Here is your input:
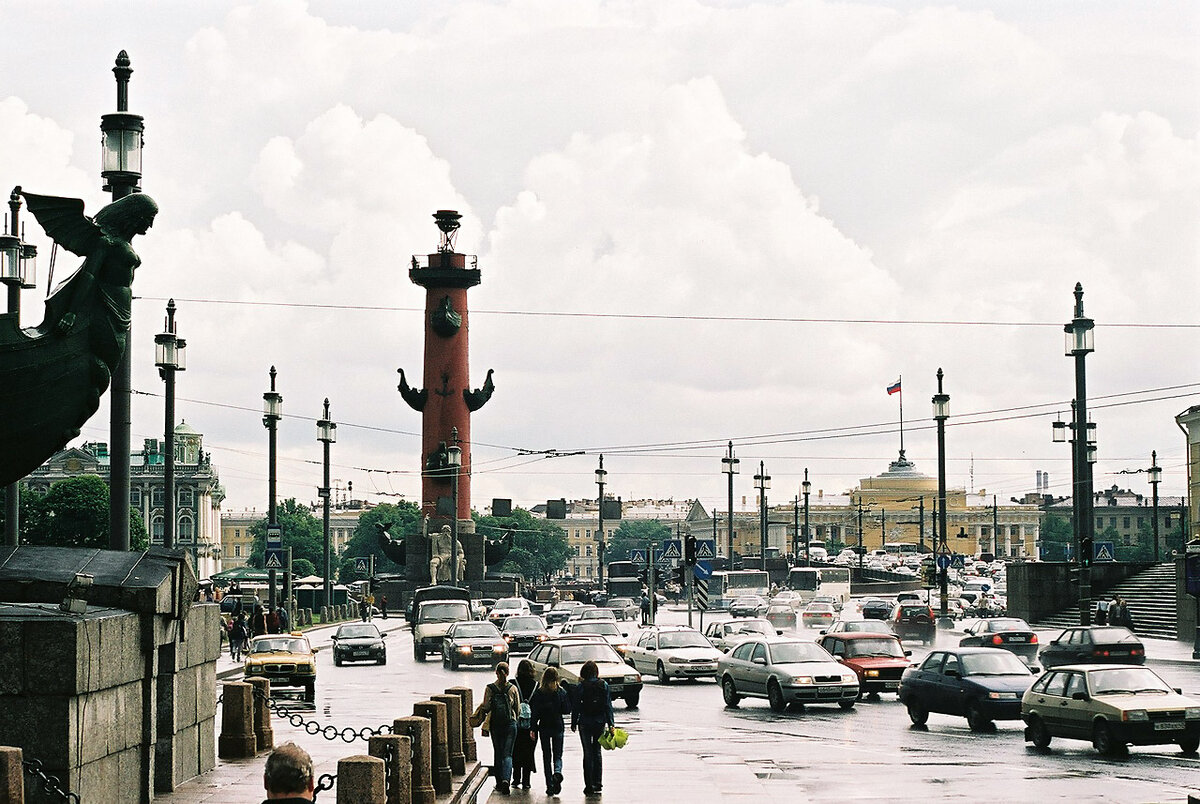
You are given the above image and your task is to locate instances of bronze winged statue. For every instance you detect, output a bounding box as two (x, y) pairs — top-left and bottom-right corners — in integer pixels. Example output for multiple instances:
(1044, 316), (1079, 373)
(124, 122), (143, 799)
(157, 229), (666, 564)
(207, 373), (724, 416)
(376, 521), (407, 566)
(485, 528), (516, 567)
(0, 190), (158, 486)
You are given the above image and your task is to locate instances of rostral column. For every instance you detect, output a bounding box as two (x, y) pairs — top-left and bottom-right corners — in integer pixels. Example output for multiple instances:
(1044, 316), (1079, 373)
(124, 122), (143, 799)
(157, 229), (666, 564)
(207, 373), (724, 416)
(399, 211), (494, 583)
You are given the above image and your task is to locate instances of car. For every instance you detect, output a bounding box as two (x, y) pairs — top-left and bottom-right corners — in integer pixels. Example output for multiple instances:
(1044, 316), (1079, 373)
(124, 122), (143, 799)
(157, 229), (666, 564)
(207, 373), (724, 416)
(244, 633), (318, 702)
(441, 621), (509, 669)
(559, 621), (631, 655)
(526, 636), (644, 708)
(488, 597), (532, 624)
(770, 590), (804, 609)
(411, 586), (473, 661)
(544, 600), (587, 625)
(958, 618), (1038, 664)
(571, 607), (618, 624)
(1038, 626), (1145, 669)
(896, 592), (922, 603)
(330, 623), (387, 666)
(1021, 664), (1200, 756)
(899, 648), (1036, 731)
(704, 618), (781, 652)
(717, 637), (859, 712)
(801, 602), (836, 629)
(606, 597), (639, 621)
(816, 632), (911, 698)
(729, 596), (769, 618)
(626, 627), (723, 683)
(820, 619), (894, 637)
(890, 603), (936, 645)
(500, 615), (550, 654)
(811, 594), (843, 612)
(860, 599), (894, 620)
(764, 604), (797, 630)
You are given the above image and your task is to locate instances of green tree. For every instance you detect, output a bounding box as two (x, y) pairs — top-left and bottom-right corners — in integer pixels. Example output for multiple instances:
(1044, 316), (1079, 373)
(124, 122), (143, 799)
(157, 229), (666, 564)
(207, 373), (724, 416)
(1039, 513), (1073, 560)
(248, 498), (324, 570)
(337, 501), (423, 581)
(607, 519), (671, 563)
(475, 508), (570, 584)
(291, 558), (317, 578)
(20, 475), (148, 550)
(0, 482), (45, 544)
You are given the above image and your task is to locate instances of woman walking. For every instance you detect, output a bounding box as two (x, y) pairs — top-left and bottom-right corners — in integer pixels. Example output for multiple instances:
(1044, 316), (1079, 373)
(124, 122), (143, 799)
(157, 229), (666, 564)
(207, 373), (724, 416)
(571, 660), (614, 796)
(531, 666), (571, 796)
(512, 660), (539, 790)
(480, 662), (520, 794)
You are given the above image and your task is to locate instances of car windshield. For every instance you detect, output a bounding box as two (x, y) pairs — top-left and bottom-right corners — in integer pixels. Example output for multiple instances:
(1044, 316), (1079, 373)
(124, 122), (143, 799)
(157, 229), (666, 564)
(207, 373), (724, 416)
(422, 603), (469, 622)
(847, 622), (889, 633)
(609, 598), (633, 607)
(572, 623), (620, 636)
(770, 642), (830, 664)
(251, 638), (308, 654)
(494, 599), (524, 610)
(658, 632), (710, 650)
(455, 624), (501, 638)
(985, 619), (1029, 632)
(739, 620), (772, 635)
(560, 644), (622, 664)
(1090, 667), (1172, 696)
(581, 610), (616, 620)
(960, 652), (1029, 676)
(504, 617), (543, 630)
(805, 604), (834, 613)
(336, 625), (380, 639)
(1090, 627), (1140, 644)
(844, 638), (904, 658)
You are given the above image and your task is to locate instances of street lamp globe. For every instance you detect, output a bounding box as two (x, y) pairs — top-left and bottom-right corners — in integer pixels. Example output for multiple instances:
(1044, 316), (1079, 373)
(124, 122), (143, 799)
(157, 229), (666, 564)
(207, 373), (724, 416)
(1051, 418), (1068, 442)
(447, 442), (462, 468)
(0, 233), (21, 284)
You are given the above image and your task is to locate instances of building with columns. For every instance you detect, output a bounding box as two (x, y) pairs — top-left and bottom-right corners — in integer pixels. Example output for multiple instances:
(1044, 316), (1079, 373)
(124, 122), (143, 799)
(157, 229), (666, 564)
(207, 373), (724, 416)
(220, 503), (366, 570)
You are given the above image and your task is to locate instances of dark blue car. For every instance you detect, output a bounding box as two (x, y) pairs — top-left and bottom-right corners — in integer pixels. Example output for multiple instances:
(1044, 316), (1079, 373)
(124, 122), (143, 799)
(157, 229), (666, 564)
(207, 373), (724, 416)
(898, 647), (1037, 731)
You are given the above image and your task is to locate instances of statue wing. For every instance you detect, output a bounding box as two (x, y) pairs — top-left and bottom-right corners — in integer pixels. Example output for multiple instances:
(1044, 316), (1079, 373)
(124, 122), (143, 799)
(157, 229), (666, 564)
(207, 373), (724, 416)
(21, 192), (102, 257)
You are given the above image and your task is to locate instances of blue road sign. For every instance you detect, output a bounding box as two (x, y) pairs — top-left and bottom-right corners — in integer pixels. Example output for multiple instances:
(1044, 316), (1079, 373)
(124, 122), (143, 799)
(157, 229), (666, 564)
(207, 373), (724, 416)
(662, 540), (682, 560)
(1093, 542), (1115, 562)
(265, 549), (284, 570)
(693, 561), (712, 581)
(951, 554), (965, 570)
(695, 539), (716, 560)
(630, 549), (647, 566)
(355, 557), (370, 573)
(936, 554), (952, 570)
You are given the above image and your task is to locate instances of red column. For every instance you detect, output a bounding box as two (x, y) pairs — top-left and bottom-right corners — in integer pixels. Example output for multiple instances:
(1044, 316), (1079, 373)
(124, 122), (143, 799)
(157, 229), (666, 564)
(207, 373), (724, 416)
(420, 282), (471, 520)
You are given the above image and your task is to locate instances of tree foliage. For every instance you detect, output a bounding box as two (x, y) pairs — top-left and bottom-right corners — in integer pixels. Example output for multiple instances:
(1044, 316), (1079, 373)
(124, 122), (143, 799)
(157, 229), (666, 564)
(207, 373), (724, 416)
(607, 519), (671, 563)
(14, 475), (148, 551)
(475, 508), (569, 584)
(337, 501), (423, 582)
(248, 498), (324, 571)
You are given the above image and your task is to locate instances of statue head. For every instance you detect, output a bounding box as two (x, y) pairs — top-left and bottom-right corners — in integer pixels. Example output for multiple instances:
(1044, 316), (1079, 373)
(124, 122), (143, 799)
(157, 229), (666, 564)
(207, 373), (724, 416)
(440, 524), (452, 536)
(95, 192), (158, 238)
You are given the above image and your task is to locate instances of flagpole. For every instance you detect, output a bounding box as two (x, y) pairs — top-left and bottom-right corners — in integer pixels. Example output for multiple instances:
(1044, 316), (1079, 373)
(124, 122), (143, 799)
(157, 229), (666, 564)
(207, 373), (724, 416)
(898, 375), (905, 460)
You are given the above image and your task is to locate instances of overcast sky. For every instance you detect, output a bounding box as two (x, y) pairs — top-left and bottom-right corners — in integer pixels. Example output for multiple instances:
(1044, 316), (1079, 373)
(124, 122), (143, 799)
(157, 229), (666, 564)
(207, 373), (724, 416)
(3, 0), (1197, 517)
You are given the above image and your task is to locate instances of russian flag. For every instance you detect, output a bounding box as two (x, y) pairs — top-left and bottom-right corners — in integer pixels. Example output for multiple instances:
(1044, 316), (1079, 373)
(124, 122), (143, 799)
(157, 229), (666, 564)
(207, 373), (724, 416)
(887, 379), (901, 395)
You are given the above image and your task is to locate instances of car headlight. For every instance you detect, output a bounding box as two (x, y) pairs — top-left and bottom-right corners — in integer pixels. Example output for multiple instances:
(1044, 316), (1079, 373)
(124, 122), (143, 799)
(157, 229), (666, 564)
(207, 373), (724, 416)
(624, 675), (639, 683)
(843, 675), (857, 684)
(297, 664), (314, 674)
(459, 646), (472, 655)
(790, 676), (814, 685)
(668, 656), (688, 664)
(1185, 707), (1200, 719)
(537, 634), (548, 641)
(493, 644), (508, 653)
(1123, 709), (1149, 722)
(504, 635), (513, 642)
(865, 670), (879, 678)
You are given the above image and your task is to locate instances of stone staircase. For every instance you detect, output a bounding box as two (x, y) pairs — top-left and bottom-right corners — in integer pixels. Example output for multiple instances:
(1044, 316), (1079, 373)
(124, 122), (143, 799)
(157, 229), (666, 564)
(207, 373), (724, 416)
(1032, 563), (1178, 639)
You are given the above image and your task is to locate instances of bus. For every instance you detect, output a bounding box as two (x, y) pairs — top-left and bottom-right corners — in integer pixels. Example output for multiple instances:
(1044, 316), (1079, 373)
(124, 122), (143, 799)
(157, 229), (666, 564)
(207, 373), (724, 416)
(884, 542), (920, 556)
(786, 566), (852, 606)
(707, 570), (770, 610)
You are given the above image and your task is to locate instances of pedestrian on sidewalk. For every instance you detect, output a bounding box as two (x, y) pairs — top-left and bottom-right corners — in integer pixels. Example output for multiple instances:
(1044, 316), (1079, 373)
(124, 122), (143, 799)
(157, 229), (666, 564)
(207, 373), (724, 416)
(531, 666), (571, 796)
(1094, 597), (1109, 625)
(512, 659), (539, 790)
(380, 594), (388, 619)
(261, 741), (315, 801)
(277, 604), (291, 633)
(571, 660), (615, 796)
(231, 614), (248, 662)
(640, 593), (651, 625)
(481, 661), (520, 795)
(252, 604), (268, 637)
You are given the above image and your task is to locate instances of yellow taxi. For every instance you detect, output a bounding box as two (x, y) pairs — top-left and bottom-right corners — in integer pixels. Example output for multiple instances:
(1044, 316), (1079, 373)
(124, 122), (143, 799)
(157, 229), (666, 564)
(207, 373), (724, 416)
(245, 632), (318, 702)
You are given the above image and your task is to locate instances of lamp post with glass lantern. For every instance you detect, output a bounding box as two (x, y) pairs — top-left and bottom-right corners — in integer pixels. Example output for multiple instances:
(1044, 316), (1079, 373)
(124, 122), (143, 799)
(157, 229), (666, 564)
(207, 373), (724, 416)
(802, 469), (812, 567)
(2, 187), (37, 547)
(448, 428), (462, 586)
(1149, 451), (1162, 563)
(317, 400), (336, 608)
(754, 462), (770, 570)
(722, 442), (739, 561)
(1065, 283), (1095, 625)
(933, 367), (952, 628)
(154, 300), (185, 551)
(102, 51), (146, 551)
(263, 368), (283, 614)
(595, 455), (607, 587)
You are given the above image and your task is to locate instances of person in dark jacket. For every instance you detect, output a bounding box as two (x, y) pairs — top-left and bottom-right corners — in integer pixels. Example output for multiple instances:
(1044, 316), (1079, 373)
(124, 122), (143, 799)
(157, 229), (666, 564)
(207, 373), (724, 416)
(570, 660), (614, 795)
(512, 660), (539, 789)
(252, 604), (268, 637)
(531, 666), (571, 795)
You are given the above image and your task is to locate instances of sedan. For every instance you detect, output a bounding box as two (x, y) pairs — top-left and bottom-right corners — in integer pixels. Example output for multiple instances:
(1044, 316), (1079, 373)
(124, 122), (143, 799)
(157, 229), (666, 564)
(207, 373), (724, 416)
(626, 627), (723, 683)
(729, 596), (769, 618)
(1039, 626), (1144, 669)
(764, 604), (797, 630)
(1022, 664), (1200, 756)
(559, 621), (631, 656)
(817, 632), (911, 698)
(958, 618), (1038, 664)
(441, 621), (509, 670)
(770, 590), (804, 609)
(606, 597), (639, 621)
(500, 615), (550, 654)
(330, 623), (387, 666)
(899, 648), (1036, 731)
(801, 603), (836, 629)
(860, 599), (894, 620)
(717, 637), (859, 712)
(705, 618), (781, 652)
(820, 619), (893, 637)
(527, 636), (644, 708)
(544, 600), (586, 626)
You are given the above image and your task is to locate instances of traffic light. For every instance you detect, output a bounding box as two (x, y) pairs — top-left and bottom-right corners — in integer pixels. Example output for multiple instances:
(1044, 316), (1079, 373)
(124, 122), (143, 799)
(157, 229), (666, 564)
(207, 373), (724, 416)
(638, 566), (648, 584)
(671, 565), (685, 585)
(1080, 539), (1093, 568)
(684, 535), (697, 566)
(369, 577), (380, 593)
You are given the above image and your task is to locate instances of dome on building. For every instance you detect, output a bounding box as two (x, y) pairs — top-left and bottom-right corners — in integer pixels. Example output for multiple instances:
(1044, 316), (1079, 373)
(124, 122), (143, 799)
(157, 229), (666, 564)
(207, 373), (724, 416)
(175, 420), (200, 436)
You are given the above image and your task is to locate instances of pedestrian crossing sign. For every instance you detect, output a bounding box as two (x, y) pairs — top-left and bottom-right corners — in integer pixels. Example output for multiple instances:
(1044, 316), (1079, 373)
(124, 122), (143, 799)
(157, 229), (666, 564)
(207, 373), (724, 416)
(355, 557), (369, 573)
(696, 539), (716, 560)
(662, 540), (682, 559)
(1093, 542), (1115, 562)
(264, 551), (283, 570)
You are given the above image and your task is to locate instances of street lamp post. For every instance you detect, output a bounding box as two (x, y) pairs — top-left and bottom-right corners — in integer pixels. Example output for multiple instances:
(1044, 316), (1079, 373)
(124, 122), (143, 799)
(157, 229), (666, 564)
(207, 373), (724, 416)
(792, 495), (799, 562)
(102, 51), (145, 552)
(1065, 283), (1096, 626)
(1149, 450), (1162, 563)
(448, 428), (462, 586)
(317, 400), (336, 609)
(802, 469), (811, 567)
(933, 367), (952, 628)
(2, 187), (36, 547)
(154, 300), (186, 551)
(857, 500), (866, 573)
(263, 368), (283, 614)
(754, 462), (770, 570)
(722, 442), (739, 561)
(595, 455), (607, 587)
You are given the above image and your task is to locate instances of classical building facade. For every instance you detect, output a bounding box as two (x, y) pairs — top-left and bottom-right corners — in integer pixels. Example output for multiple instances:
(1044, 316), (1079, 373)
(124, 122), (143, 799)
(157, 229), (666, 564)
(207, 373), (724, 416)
(219, 504), (364, 570)
(26, 421), (225, 576)
(1046, 485), (1186, 559)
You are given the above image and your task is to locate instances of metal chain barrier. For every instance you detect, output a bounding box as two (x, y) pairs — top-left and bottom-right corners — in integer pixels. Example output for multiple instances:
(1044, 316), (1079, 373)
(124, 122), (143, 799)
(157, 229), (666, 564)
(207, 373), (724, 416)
(252, 688), (393, 743)
(22, 758), (81, 804)
(312, 772), (337, 800)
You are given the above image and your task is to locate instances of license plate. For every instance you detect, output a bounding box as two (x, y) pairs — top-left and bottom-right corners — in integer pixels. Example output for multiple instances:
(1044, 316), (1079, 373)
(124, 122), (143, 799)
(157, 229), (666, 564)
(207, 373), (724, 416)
(1153, 722), (1185, 731)
(1111, 651), (1128, 656)
(1006, 636), (1026, 642)
(353, 650), (368, 656)
(818, 686), (839, 693)
(884, 681), (900, 689)
(609, 684), (624, 694)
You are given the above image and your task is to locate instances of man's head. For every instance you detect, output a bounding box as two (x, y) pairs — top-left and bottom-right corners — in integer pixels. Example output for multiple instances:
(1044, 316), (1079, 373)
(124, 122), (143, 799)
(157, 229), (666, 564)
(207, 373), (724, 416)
(263, 742), (314, 800)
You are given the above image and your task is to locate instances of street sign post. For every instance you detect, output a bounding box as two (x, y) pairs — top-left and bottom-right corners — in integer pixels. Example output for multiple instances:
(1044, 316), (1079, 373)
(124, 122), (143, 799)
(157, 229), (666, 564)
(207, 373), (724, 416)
(265, 524), (284, 570)
(630, 549), (647, 566)
(936, 554), (952, 570)
(695, 539), (716, 561)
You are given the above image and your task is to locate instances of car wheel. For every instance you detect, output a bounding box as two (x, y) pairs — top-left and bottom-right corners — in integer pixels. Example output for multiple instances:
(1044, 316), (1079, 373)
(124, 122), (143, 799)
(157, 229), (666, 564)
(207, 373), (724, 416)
(334, 656), (342, 667)
(624, 691), (640, 708)
(838, 700), (856, 710)
(303, 683), (315, 703)
(906, 698), (929, 726)
(1178, 734), (1199, 754)
(966, 701), (992, 732)
(1092, 721), (1127, 757)
(767, 680), (787, 713)
(721, 677), (741, 708)
(450, 654), (459, 671)
(657, 662), (671, 685)
(1027, 716), (1052, 750)
(379, 655), (387, 666)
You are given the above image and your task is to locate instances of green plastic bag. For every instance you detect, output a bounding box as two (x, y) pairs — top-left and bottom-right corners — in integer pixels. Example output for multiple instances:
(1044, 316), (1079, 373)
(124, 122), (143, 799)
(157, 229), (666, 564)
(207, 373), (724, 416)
(600, 727), (629, 750)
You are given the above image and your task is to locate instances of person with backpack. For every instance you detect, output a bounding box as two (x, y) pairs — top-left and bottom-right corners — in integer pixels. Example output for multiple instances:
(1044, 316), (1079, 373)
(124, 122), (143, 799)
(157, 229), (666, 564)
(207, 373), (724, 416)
(512, 660), (539, 790)
(531, 666), (571, 796)
(481, 661), (520, 794)
(570, 660), (614, 796)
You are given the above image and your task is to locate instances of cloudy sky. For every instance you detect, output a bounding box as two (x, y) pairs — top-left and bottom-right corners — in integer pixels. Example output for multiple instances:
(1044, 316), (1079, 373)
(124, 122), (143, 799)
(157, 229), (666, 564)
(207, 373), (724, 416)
(4, 0), (1197, 517)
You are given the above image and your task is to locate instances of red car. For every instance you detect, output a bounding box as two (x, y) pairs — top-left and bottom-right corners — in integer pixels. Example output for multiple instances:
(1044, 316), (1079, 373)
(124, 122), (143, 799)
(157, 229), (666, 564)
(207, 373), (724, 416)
(817, 632), (912, 698)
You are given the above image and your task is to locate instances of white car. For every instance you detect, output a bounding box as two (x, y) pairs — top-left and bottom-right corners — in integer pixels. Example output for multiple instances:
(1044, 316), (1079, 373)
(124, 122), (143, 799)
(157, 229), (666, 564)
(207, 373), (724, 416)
(626, 627), (724, 683)
(704, 617), (780, 652)
(770, 591), (805, 609)
(488, 597), (531, 623)
(559, 620), (632, 656)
